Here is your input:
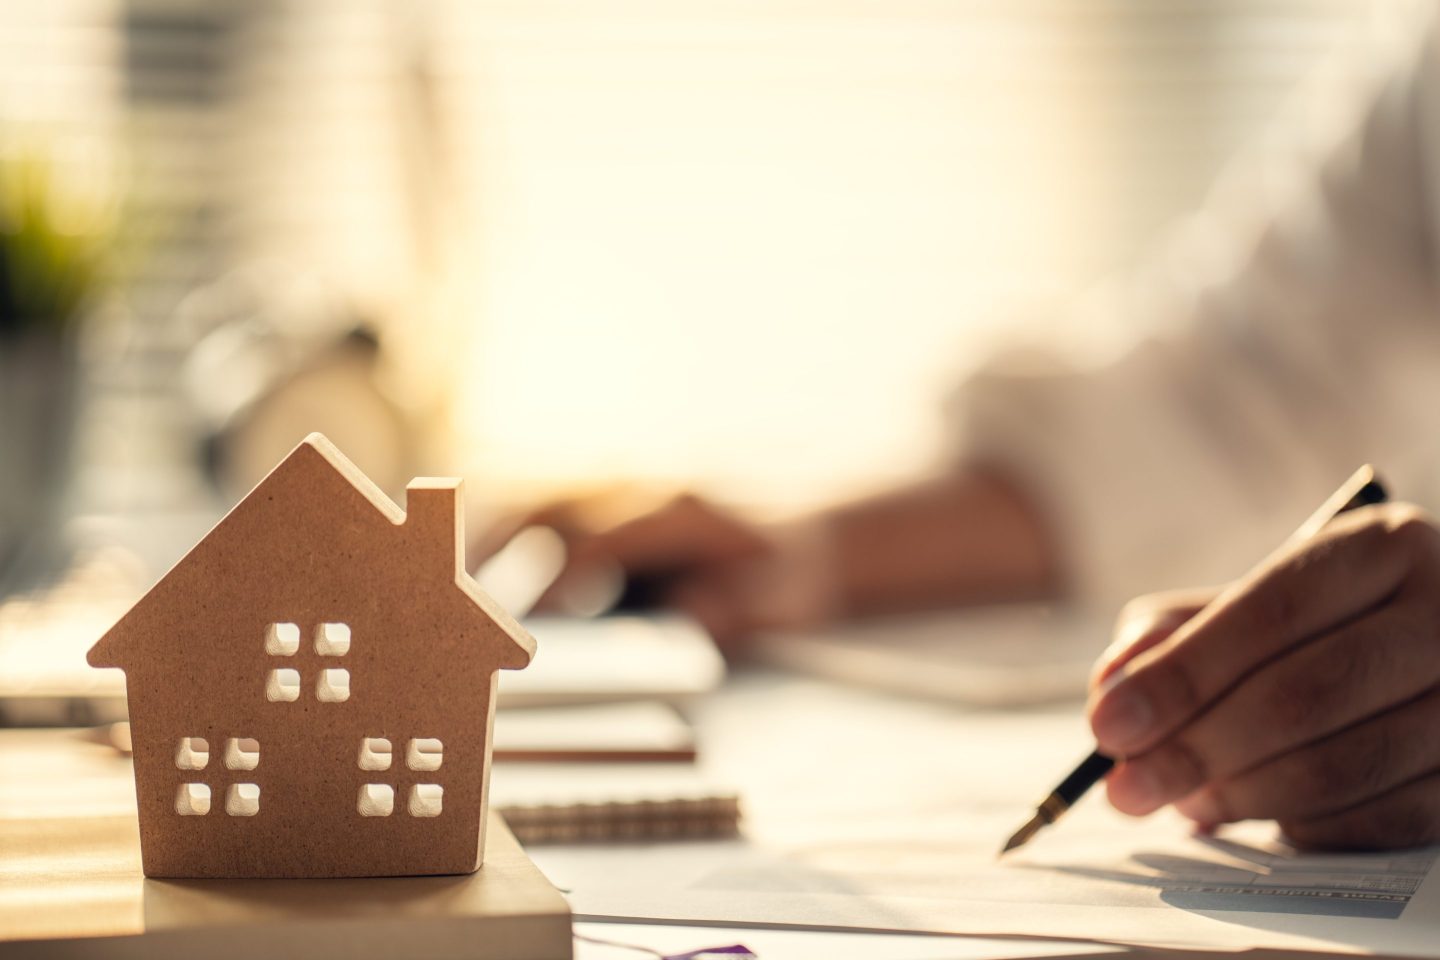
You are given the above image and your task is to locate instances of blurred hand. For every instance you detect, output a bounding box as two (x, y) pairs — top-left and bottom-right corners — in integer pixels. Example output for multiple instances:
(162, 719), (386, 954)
(1091, 586), (1219, 689)
(473, 468), (1057, 649)
(473, 493), (836, 650)
(1088, 504), (1440, 850)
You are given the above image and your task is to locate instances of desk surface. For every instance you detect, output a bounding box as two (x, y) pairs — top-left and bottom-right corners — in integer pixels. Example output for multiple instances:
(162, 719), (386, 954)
(6, 669), (1439, 960)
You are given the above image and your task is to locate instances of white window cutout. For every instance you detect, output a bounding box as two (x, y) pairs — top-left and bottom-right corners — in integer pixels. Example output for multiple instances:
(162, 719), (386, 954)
(175, 737), (209, 770)
(358, 783), (395, 817)
(358, 738), (392, 771)
(176, 783), (210, 815)
(226, 783), (260, 817)
(409, 784), (443, 817)
(406, 738), (443, 772)
(315, 622), (351, 656)
(225, 737), (260, 771)
(316, 668), (350, 702)
(265, 622), (300, 656)
(266, 668), (300, 702)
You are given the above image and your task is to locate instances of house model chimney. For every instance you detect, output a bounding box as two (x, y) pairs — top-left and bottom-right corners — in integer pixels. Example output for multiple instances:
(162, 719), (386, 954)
(405, 477), (463, 577)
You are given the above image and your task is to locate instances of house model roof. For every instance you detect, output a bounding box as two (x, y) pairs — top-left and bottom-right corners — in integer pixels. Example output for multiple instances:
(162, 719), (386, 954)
(88, 432), (535, 671)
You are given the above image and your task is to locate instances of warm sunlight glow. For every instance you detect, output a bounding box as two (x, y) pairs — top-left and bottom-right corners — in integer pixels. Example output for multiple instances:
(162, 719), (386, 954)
(420, 2), (1388, 510)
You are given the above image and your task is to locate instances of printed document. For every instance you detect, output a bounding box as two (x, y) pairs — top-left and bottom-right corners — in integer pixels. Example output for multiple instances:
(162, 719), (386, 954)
(530, 679), (1440, 955)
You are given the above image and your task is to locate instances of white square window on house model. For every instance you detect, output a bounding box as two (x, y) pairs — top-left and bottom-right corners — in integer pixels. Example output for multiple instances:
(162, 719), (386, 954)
(86, 434), (536, 879)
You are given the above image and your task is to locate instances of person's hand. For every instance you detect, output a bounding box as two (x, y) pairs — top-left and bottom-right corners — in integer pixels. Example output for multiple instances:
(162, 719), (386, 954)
(1091, 586), (1219, 690)
(1087, 504), (1440, 850)
(473, 493), (836, 650)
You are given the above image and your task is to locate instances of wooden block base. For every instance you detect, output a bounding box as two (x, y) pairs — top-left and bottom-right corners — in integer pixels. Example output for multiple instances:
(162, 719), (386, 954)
(1, 729), (571, 959)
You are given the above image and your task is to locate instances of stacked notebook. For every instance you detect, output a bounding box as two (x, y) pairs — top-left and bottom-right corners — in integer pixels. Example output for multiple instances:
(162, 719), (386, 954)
(490, 702), (741, 844)
(494, 763), (741, 845)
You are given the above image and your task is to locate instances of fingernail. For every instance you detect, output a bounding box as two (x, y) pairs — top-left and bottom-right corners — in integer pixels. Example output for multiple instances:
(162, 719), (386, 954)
(1088, 639), (1127, 686)
(1092, 681), (1153, 752)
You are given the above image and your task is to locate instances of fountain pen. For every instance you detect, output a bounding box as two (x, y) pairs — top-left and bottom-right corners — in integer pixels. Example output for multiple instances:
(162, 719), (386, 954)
(999, 464), (1388, 856)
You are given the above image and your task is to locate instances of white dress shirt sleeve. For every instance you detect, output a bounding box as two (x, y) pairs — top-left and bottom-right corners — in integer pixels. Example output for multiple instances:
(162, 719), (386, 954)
(949, 17), (1440, 611)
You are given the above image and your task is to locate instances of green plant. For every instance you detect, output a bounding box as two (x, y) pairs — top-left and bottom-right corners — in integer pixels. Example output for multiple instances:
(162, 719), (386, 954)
(0, 150), (115, 341)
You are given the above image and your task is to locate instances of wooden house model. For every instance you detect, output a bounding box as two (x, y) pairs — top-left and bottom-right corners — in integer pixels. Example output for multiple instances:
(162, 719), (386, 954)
(87, 433), (536, 879)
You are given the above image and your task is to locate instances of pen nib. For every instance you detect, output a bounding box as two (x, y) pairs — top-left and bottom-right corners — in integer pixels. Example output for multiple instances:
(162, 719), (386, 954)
(999, 812), (1045, 857)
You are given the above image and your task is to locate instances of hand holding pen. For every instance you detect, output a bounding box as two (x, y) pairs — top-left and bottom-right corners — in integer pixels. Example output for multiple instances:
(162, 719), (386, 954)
(1006, 466), (1440, 853)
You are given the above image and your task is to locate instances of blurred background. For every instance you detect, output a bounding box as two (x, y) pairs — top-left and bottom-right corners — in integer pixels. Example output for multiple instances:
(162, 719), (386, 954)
(3, 2), (1436, 909)
(0, 0), (1424, 593)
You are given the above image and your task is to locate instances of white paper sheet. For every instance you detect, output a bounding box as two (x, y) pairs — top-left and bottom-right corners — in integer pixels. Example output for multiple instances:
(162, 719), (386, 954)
(537, 827), (1438, 952)
(530, 677), (1440, 956)
(574, 921), (1112, 960)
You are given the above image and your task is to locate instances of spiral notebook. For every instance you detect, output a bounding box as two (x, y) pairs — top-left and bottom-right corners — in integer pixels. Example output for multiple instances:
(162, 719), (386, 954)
(491, 761), (741, 845)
